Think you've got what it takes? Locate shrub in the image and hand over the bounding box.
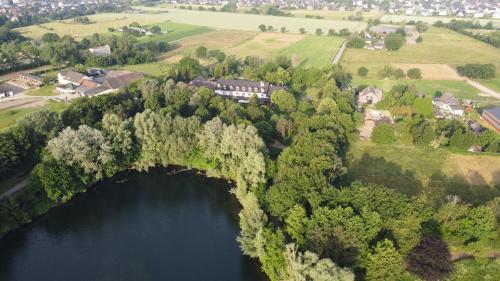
[372,124,395,144]
[407,68,422,79]
[394,69,406,79]
[358,67,369,77]
[346,36,365,48]
[384,34,405,50]
[416,35,423,43]
[195,46,207,58]
[315,28,323,36]
[406,236,452,281]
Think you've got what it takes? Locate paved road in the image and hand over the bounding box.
[0,178,30,200]
[332,41,347,65]
[466,79,500,100]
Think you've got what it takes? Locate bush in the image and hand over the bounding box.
[456,64,496,79]
[384,34,405,50]
[315,28,323,36]
[407,68,422,79]
[394,69,406,79]
[372,124,395,144]
[346,36,365,48]
[358,67,368,77]
[416,35,423,43]
[195,46,207,58]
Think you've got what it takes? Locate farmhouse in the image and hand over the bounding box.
[88,45,111,57]
[15,73,44,88]
[432,92,464,118]
[357,86,383,106]
[482,107,500,133]
[56,69,143,97]
[190,77,285,102]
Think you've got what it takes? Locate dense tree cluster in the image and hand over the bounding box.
[0,57,498,281]
[434,20,500,48]
[456,64,496,80]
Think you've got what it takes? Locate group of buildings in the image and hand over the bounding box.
[56,68,143,97]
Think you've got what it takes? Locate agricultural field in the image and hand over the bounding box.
[16,9,366,40]
[280,35,345,68]
[352,77,495,101]
[380,14,500,27]
[345,142,500,206]
[477,78,500,93]
[342,27,500,71]
[289,9,383,22]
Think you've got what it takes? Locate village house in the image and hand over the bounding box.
[432,92,464,118]
[357,86,383,106]
[88,45,111,57]
[190,77,285,102]
[481,107,500,133]
[56,69,143,97]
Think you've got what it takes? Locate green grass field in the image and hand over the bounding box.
[121,61,173,76]
[352,77,493,100]
[290,9,383,22]
[280,35,345,68]
[477,78,500,93]
[344,142,500,206]
[0,100,68,131]
[16,9,366,40]
[132,22,212,43]
[342,27,500,71]
[26,84,57,96]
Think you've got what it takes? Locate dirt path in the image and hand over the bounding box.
[332,41,346,64]
[0,178,30,200]
[466,79,500,100]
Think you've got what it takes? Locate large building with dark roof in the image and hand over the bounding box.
[482,107,500,132]
[190,77,285,102]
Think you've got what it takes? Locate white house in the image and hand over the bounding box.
[357,86,383,106]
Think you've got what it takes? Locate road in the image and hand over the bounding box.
[466,79,500,100]
[332,41,347,65]
[0,178,30,200]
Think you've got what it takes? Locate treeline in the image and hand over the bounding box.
[456,63,496,79]
[434,19,500,48]
[0,57,498,280]
[373,84,500,152]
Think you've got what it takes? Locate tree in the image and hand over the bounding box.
[328,29,336,36]
[47,125,114,181]
[416,35,423,43]
[41,32,60,43]
[407,68,422,79]
[259,24,267,32]
[150,26,161,34]
[406,236,452,281]
[271,90,297,113]
[315,28,323,36]
[299,28,306,34]
[372,124,395,144]
[456,64,496,79]
[413,97,433,117]
[394,68,406,79]
[346,36,365,48]
[366,239,405,281]
[195,46,207,58]
[281,27,287,33]
[284,243,354,281]
[34,157,83,202]
[358,67,369,77]
[384,33,405,50]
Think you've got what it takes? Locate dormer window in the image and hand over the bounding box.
[261,87,265,92]
[229,85,233,90]
[242,87,246,91]
[236,86,240,91]
[248,87,253,92]
[217,83,221,88]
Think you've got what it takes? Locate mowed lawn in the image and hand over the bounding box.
[345,142,500,206]
[280,35,345,68]
[26,84,57,96]
[16,9,365,40]
[0,100,68,131]
[342,27,500,71]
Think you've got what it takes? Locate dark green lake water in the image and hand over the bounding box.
[0,169,267,281]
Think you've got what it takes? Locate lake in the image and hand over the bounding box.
[0,168,268,281]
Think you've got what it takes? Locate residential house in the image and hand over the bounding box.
[190,76,285,102]
[88,45,111,57]
[432,92,464,118]
[357,86,383,106]
[482,107,500,132]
